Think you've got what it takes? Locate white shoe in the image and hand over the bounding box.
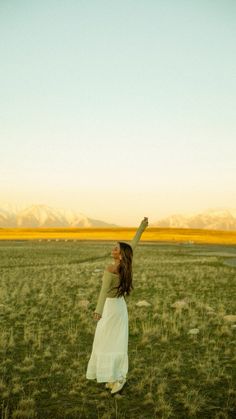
[111,378,126,394]
[105,382,114,389]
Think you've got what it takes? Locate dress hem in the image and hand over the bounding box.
[85,373,127,383]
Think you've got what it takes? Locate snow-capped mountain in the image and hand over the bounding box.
[152,208,236,231]
[1,204,236,230]
[0,204,118,228]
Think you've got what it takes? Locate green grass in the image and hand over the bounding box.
[0,241,236,418]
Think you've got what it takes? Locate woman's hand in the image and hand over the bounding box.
[141,217,148,228]
[93,312,102,321]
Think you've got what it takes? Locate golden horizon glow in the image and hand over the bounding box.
[1,227,236,245]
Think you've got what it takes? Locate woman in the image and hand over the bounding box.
[86,217,148,394]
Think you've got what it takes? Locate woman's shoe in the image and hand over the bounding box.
[111,378,126,394]
[105,382,114,389]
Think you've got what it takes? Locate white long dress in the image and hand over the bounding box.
[86,296,128,383]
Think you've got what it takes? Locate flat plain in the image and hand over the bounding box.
[0,239,235,418]
[1,227,236,244]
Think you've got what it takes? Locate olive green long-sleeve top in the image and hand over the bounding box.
[94,220,147,316]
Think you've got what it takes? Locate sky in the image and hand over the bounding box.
[1,0,236,226]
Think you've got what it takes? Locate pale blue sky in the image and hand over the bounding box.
[1,0,236,225]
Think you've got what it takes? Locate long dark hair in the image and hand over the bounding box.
[113,242,134,298]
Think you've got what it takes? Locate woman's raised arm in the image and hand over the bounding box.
[130,217,148,252]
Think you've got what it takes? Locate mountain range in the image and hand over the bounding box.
[0,204,236,230]
[0,204,118,228]
[151,208,236,231]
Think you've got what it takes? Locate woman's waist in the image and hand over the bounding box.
[106,295,125,300]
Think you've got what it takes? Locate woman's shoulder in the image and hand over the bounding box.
[106,264,119,275]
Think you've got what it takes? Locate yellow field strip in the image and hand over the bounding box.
[0,227,236,244]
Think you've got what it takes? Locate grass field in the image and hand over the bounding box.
[1,227,236,244]
[0,240,236,418]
